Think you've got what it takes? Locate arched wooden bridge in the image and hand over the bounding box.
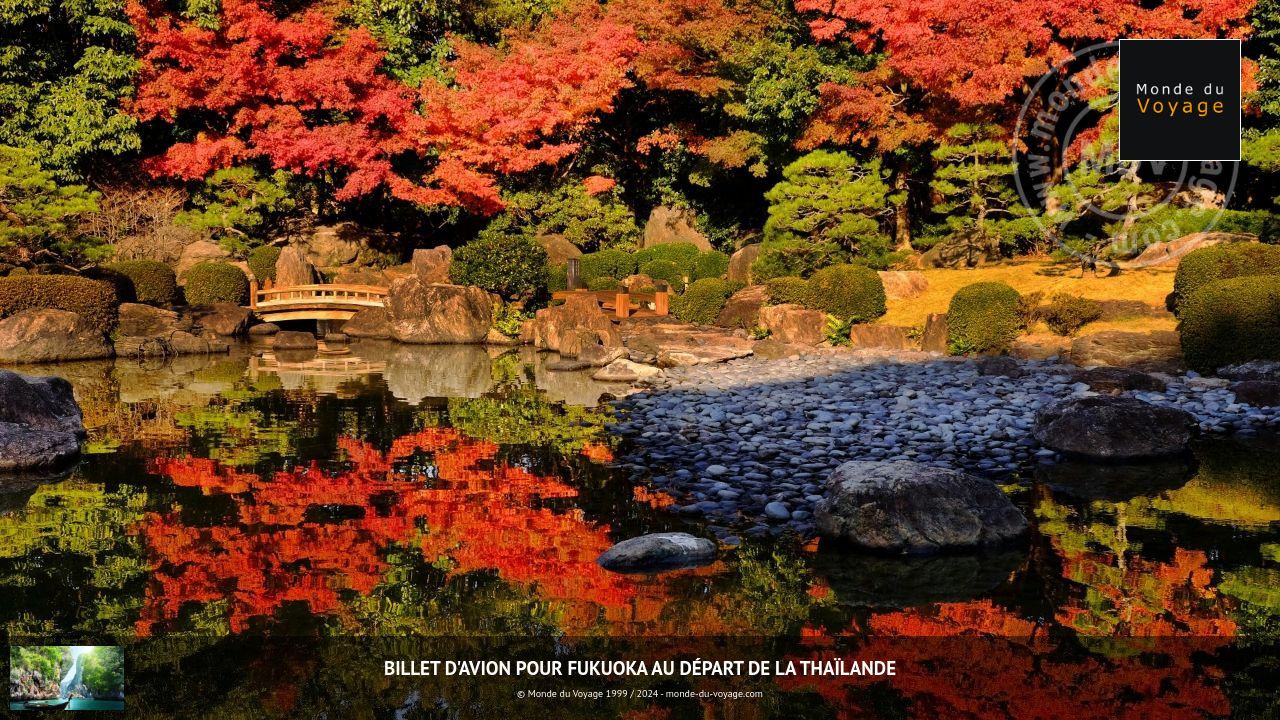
[249,280,389,323]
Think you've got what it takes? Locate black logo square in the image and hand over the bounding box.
[1119,39,1241,161]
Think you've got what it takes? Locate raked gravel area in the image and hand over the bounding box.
[606,350,1280,543]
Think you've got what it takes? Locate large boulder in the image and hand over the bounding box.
[1218,360,1280,382]
[1129,231,1256,267]
[273,331,318,351]
[1070,330,1183,371]
[0,310,112,363]
[116,303,190,337]
[1011,333,1070,361]
[920,313,949,353]
[715,284,767,329]
[531,293,622,356]
[303,224,364,267]
[342,308,393,339]
[386,277,492,344]
[190,304,255,336]
[0,370,85,471]
[1076,366,1168,393]
[410,245,453,284]
[597,532,716,573]
[1231,380,1280,407]
[274,245,319,287]
[849,324,914,351]
[1033,396,1196,460]
[758,304,825,345]
[537,234,582,266]
[175,240,230,278]
[642,205,712,251]
[878,271,928,300]
[115,331,227,358]
[592,358,662,382]
[332,267,389,286]
[727,244,761,284]
[815,461,1028,554]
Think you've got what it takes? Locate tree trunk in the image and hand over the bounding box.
[891,161,912,251]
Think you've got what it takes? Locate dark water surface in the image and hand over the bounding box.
[2,342,1278,718]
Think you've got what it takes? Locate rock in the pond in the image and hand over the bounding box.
[1232,380,1280,407]
[592,358,663,383]
[597,532,716,573]
[975,356,1023,378]
[248,322,280,336]
[815,460,1027,554]
[531,293,623,356]
[273,331,318,351]
[1077,366,1168,393]
[191,303,255,337]
[814,546,1026,608]
[1219,360,1280,382]
[342,308,393,339]
[386,277,493,344]
[0,309,113,364]
[117,303,190,337]
[0,371,85,471]
[1033,396,1195,460]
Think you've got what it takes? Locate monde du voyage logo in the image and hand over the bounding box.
[1119,38,1241,162]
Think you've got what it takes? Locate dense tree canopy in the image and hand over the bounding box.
[0,0,1272,267]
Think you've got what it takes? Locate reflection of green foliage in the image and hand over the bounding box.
[1221,568,1280,612]
[0,479,148,638]
[80,646,125,696]
[447,384,610,457]
[725,546,830,635]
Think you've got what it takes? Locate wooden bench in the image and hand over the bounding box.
[551,288,670,319]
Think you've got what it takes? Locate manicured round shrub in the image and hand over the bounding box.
[587,276,620,291]
[639,259,684,290]
[1180,275,1280,373]
[183,262,250,305]
[634,242,701,275]
[105,260,178,306]
[450,233,549,299]
[765,276,810,306]
[578,248,636,283]
[1040,293,1102,336]
[803,264,886,322]
[749,239,846,281]
[0,274,119,333]
[946,281,1023,355]
[690,250,730,281]
[248,245,282,283]
[1172,243,1280,316]
[672,278,743,325]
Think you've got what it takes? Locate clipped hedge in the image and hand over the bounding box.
[578,248,636,283]
[946,281,1023,355]
[804,264,886,322]
[634,242,700,275]
[639,259,683,290]
[1172,243,1280,316]
[690,250,730,281]
[450,233,549,299]
[545,263,568,292]
[587,276,620,291]
[0,274,118,333]
[672,278,742,325]
[1040,293,1102,336]
[105,260,178,306]
[1180,275,1280,373]
[183,262,250,305]
[248,245,282,283]
[765,276,810,306]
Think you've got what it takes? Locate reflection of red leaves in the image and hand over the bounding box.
[581,442,614,463]
[135,428,654,635]
[783,599,1230,720]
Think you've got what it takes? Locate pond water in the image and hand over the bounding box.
[2,341,1278,718]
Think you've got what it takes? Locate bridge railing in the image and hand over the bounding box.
[250,280,389,310]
